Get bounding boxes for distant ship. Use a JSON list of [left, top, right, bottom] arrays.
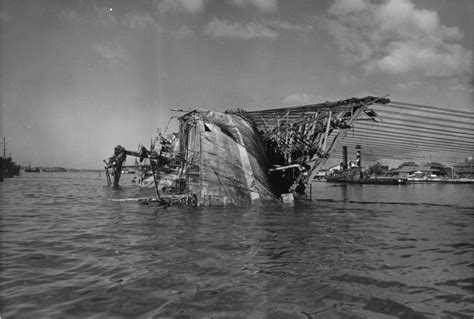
[[104, 96, 389, 205], [1, 138, 21, 181], [25, 162, 41, 172]]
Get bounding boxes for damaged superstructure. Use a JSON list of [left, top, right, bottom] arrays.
[[104, 96, 389, 205]]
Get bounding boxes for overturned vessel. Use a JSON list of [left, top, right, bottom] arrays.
[[104, 96, 389, 205]]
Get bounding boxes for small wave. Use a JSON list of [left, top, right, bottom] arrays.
[[363, 296, 430, 318], [435, 277, 474, 293], [330, 273, 407, 289]]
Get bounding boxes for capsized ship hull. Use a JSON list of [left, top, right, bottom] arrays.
[[104, 96, 389, 205], [179, 109, 277, 205]]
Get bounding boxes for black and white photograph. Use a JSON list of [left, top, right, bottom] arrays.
[[1, 0, 473, 317]]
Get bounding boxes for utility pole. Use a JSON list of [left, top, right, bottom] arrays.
[[2, 137, 6, 158]]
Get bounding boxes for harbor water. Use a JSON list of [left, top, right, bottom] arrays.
[[1, 172, 473, 318]]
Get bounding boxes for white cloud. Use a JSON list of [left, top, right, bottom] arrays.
[[323, 0, 471, 80], [157, 0, 207, 14], [366, 41, 471, 78], [123, 13, 156, 29], [375, 0, 462, 43], [230, 0, 278, 13], [204, 18, 278, 40]]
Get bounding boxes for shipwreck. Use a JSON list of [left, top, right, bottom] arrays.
[[104, 96, 389, 205]]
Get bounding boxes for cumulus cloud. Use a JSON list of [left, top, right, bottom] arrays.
[[204, 18, 278, 40], [157, 0, 207, 14], [323, 0, 471, 80], [230, 0, 278, 13], [366, 41, 471, 78]]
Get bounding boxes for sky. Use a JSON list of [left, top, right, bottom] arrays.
[[1, 0, 472, 169]]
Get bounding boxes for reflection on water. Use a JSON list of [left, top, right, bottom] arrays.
[[1, 173, 473, 318]]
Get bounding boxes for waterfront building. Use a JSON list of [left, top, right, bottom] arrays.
[[453, 157, 474, 178], [390, 166, 436, 177]]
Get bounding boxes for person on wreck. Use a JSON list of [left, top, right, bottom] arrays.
[[107, 145, 127, 187], [106, 144, 154, 187]]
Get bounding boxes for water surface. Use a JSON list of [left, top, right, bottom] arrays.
[[1, 172, 473, 318]]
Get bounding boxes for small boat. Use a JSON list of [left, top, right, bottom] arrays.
[[25, 164, 41, 172], [406, 171, 441, 183]]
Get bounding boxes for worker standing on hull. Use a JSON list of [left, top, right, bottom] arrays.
[[106, 145, 127, 187]]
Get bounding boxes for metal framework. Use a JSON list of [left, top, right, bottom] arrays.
[[236, 96, 390, 183]]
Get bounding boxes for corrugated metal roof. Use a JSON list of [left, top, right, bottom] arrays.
[[330, 101, 474, 165]]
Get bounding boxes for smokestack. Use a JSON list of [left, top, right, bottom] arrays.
[[356, 145, 361, 167], [342, 146, 348, 170]]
